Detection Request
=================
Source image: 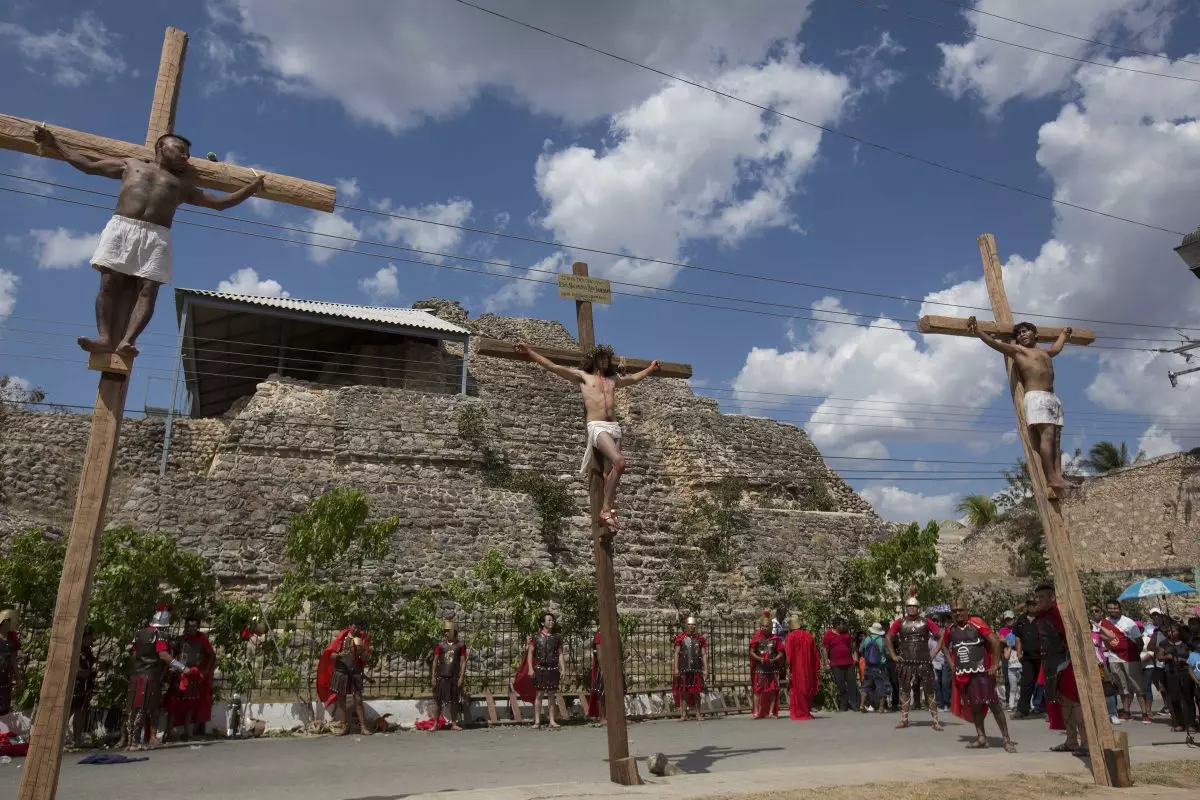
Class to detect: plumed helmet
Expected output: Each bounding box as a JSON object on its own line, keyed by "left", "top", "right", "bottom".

{"left": 904, "top": 596, "right": 920, "bottom": 608}
{"left": 150, "top": 603, "right": 171, "bottom": 628}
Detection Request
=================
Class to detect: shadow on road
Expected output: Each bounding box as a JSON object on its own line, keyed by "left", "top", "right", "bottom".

{"left": 666, "top": 744, "right": 787, "bottom": 773}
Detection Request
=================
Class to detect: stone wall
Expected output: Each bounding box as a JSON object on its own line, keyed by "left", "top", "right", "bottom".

{"left": 1, "top": 299, "right": 891, "bottom": 610}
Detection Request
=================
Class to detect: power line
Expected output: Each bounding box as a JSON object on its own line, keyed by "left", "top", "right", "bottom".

{"left": 930, "top": 0, "right": 1200, "bottom": 68}
{"left": 446, "top": 0, "right": 1188, "bottom": 238}
{"left": 3, "top": 170, "right": 1196, "bottom": 338}
{"left": 850, "top": 0, "right": 1200, "bottom": 83}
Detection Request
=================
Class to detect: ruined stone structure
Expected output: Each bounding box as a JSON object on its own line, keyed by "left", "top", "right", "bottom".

{"left": 1, "top": 300, "right": 893, "bottom": 610}
{"left": 943, "top": 452, "right": 1200, "bottom": 587}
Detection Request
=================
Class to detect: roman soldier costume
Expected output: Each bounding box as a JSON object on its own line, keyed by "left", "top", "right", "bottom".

{"left": 945, "top": 617, "right": 999, "bottom": 719}
{"left": 0, "top": 610, "right": 19, "bottom": 717}
{"left": 749, "top": 612, "right": 783, "bottom": 719}
{"left": 317, "top": 624, "right": 372, "bottom": 735}
{"left": 165, "top": 623, "right": 216, "bottom": 733}
{"left": 673, "top": 622, "right": 707, "bottom": 709}
{"left": 433, "top": 637, "right": 467, "bottom": 707}
{"left": 887, "top": 597, "right": 942, "bottom": 729}
{"left": 124, "top": 605, "right": 184, "bottom": 749}
{"left": 530, "top": 630, "right": 562, "bottom": 692}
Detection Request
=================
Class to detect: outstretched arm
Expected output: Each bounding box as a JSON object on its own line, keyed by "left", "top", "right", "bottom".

{"left": 615, "top": 360, "right": 661, "bottom": 388}
{"left": 187, "top": 174, "right": 265, "bottom": 210}
{"left": 514, "top": 342, "right": 583, "bottom": 383}
{"left": 33, "top": 126, "right": 125, "bottom": 179}
{"left": 967, "top": 316, "right": 1019, "bottom": 357}
{"left": 1047, "top": 326, "right": 1072, "bottom": 357}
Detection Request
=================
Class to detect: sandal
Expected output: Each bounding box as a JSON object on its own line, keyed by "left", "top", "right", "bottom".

{"left": 895, "top": 720, "right": 909, "bottom": 729}
{"left": 1003, "top": 740, "right": 1018, "bottom": 754}
{"left": 966, "top": 738, "right": 989, "bottom": 749}
{"left": 1050, "top": 743, "right": 1074, "bottom": 752}
{"left": 932, "top": 721, "right": 944, "bottom": 732}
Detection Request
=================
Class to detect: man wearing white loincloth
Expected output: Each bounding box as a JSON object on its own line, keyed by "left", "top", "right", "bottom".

{"left": 513, "top": 342, "right": 660, "bottom": 532}
{"left": 34, "top": 127, "right": 264, "bottom": 358}
{"left": 967, "top": 317, "right": 1072, "bottom": 498}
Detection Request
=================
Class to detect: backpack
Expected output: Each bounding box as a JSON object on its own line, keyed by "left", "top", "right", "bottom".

{"left": 862, "top": 635, "right": 885, "bottom": 666}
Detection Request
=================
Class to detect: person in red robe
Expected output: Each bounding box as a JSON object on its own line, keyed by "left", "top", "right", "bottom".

{"left": 0, "top": 609, "right": 23, "bottom": 736}
{"left": 939, "top": 599, "right": 1017, "bottom": 752}
{"left": 783, "top": 615, "right": 819, "bottom": 720}
{"left": 164, "top": 615, "right": 216, "bottom": 741}
{"left": 749, "top": 610, "right": 784, "bottom": 719}
{"left": 316, "top": 618, "right": 372, "bottom": 735}
{"left": 587, "top": 630, "right": 605, "bottom": 722}
{"left": 1033, "top": 584, "right": 1087, "bottom": 754}
{"left": 673, "top": 617, "right": 708, "bottom": 721}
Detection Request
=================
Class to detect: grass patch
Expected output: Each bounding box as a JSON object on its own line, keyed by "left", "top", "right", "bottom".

{"left": 1133, "top": 759, "right": 1200, "bottom": 789}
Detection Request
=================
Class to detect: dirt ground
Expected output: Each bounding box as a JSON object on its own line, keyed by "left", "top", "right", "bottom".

{"left": 705, "top": 760, "right": 1200, "bottom": 800}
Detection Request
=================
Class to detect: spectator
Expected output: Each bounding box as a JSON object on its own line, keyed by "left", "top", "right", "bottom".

{"left": 1004, "top": 628, "right": 1023, "bottom": 712}
{"left": 771, "top": 605, "right": 788, "bottom": 638}
{"left": 1099, "top": 599, "right": 1150, "bottom": 724}
{"left": 1090, "top": 605, "right": 1120, "bottom": 722}
{"left": 932, "top": 620, "right": 951, "bottom": 712}
{"left": 823, "top": 619, "right": 858, "bottom": 712}
{"left": 1142, "top": 608, "right": 1167, "bottom": 717}
{"left": 999, "top": 610, "right": 1015, "bottom": 642}
{"left": 859, "top": 622, "right": 890, "bottom": 713}
{"left": 1156, "top": 622, "right": 1195, "bottom": 733}
{"left": 1187, "top": 637, "right": 1200, "bottom": 724}
{"left": 1012, "top": 597, "right": 1042, "bottom": 718}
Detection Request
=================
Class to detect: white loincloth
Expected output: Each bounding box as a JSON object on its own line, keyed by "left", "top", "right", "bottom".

{"left": 580, "top": 420, "right": 622, "bottom": 474}
{"left": 1023, "top": 390, "right": 1064, "bottom": 427}
{"left": 91, "top": 215, "right": 173, "bottom": 284}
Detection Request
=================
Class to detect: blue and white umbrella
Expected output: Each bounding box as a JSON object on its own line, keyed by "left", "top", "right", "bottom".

{"left": 1118, "top": 577, "right": 1197, "bottom": 601}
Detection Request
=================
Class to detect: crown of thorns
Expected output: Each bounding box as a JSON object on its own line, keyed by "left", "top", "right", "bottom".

{"left": 584, "top": 344, "right": 615, "bottom": 361}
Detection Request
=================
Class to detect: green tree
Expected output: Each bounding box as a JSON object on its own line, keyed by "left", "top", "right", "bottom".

{"left": 0, "top": 374, "right": 46, "bottom": 411}
{"left": 996, "top": 459, "right": 1033, "bottom": 512}
{"left": 858, "top": 520, "right": 942, "bottom": 608}
{"left": 1080, "top": 441, "right": 1143, "bottom": 474}
{"left": 956, "top": 494, "right": 999, "bottom": 528}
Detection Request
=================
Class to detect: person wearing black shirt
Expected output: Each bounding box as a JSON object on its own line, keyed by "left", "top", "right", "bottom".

{"left": 1012, "top": 600, "right": 1042, "bottom": 718}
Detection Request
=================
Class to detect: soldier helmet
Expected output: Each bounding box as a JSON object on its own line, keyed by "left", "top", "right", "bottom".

{"left": 685, "top": 615, "right": 697, "bottom": 626}
{"left": 150, "top": 604, "right": 171, "bottom": 628}
{"left": 904, "top": 596, "right": 920, "bottom": 608}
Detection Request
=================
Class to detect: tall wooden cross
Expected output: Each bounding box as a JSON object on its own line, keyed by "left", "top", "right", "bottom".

{"left": 6, "top": 29, "right": 335, "bottom": 800}
{"left": 918, "top": 234, "right": 1129, "bottom": 788}
{"left": 478, "top": 262, "right": 691, "bottom": 786}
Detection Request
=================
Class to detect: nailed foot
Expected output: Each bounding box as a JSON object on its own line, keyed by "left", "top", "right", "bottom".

{"left": 114, "top": 341, "right": 140, "bottom": 358}
{"left": 599, "top": 509, "right": 622, "bottom": 532}
{"left": 78, "top": 336, "right": 113, "bottom": 354}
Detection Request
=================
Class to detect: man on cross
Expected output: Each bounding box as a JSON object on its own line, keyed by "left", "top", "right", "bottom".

{"left": 33, "top": 127, "right": 264, "bottom": 358}
{"left": 514, "top": 342, "right": 660, "bottom": 532}
{"left": 966, "top": 316, "right": 1072, "bottom": 497}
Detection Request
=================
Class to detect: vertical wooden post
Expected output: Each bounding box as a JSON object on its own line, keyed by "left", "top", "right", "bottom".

{"left": 18, "top": 354, "right": 134, "bottom": 800}
{"left": 977, "top": 234, "right": 1122, "bottom": 787}
{"left": 145, "top": 27, "right": 188, "bottom": 147}
{"left": 574, "top": 262, "right": 639, "bottom": 786}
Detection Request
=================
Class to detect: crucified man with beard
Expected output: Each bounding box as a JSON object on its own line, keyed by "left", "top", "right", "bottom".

{"left": 514, "top": 342, "right": 660, "bottom": 532}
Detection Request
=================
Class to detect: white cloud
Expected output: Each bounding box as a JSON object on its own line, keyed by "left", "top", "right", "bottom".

{"left": 0, "top": 268, "right": 17, "bottom": 323}
{"left": 305, "top": 212, "right": 362, "bottom": 263}
{"left": 206, "top": 0, "right": 814, "bottom": 130}
{"left": 29, "top": 228, "right": 99, "bottom": 269}
{"left": 216, "top": 267, "right": 289, "bottom": 297}
{"left": 936, "top": 0, "right": 1175, "bottom": 113}
{"left": 366, "top": 198, "right": 473, "bottom": 262}
{"left": 335, "top": 178, "right": 361, "bottom": 200}
{"left": 0, "top": 13, "right": 126, "bottom": 87}
{"left": 535, "top": 47, "right": 852, "bottom": 287}
{"left": 1137, "top": 425, "right": 1182, "bottom": 460}
{"left": 483, "top": 251, "right": 565, "bottom": 313}
{"left": 859, "top": 484, "right": 959, "bottom": 524}
{"left": 358, "top": 264, "right": 400, "bottom": 302}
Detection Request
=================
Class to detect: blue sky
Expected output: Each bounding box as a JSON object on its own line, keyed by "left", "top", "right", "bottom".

{"left": 2, "top": 0, "right": 1199, "bottom": 522}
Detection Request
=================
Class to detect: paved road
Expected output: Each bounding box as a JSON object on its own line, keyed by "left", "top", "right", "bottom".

{"left": 0, "top": 711, "right": 1189, "bottom": 799}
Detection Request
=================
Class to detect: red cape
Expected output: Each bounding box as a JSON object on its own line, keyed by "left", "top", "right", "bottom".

{"left": 942, "top": 618, "right": 994, "bottom": 722}
{"left": 511, "top": 664, "right": 535, "bottom": 704}
{"left": 166, "top": 632, "right": 216, "bottom": 726}
{"left": 587, "top": 631, "right": 602, "bottom": 719}
{"left": 783, "top": 629, "right": 819, "bottom": 720}
{"left": 316, "top": 628, "right": 370, "bottom": 707}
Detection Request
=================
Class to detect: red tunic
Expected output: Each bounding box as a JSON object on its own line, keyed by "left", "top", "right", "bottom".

{"left": 783, "top": 629, "right": 819, "bottom": 721}
{"left": 165, "top": 631, "right": 216, "bottom": 726}
{"left": 672, "top": 632, "right": 708, "bottom": 708}
{"left": 749, "top": 630, "right": 783, "bottom": 718}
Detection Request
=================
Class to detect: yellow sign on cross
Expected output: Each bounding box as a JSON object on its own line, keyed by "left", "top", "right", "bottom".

{"left": 557, "top": 272, "right": 612, "bottom": 304}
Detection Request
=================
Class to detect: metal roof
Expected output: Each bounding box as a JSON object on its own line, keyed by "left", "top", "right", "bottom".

{"left": 175, "top": 289, "right": 471, "bottom": 337}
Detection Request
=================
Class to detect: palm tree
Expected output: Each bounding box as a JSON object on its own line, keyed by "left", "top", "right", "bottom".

{"left": 1080, "top": 441, "right": 1144, "bottom": 474}
{"left": 955, "top": 494, "right": 999, "bottom": 528}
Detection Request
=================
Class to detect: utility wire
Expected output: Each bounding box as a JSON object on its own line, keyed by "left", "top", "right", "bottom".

{"left": 850, "top": 0, "right": 1200, "bottom": 83}
{"left": 930, "top": 0, "right": 1200, "bottom": 68}
{"left": 446, "top": 0, "right": 1188, "bottom": 238}
{"left": 3, "top": 170, "right": 1196, "bottom": 337}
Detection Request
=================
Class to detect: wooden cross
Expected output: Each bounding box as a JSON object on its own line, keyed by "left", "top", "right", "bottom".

{"left": 918, "top": 234, "right": 1128, "bottom": 788}
{"left": 10, "top": 29, "right": 334, "bottom": 800}
{"left": 477, "top": 262, "right": 691, "bottom": 785}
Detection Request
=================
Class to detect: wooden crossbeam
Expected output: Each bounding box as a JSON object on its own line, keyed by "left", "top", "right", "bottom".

{"left": 0, "top": 114, "right": 335, "bottom": 212}
{"left": 917, "top": 315, "right": 1094, "bottom": 346}
{"left": 475, "top": 337, "right": 692, "bottom": 379}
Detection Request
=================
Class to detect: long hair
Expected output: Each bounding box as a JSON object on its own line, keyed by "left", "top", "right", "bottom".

{"left": 580, "top": 344, "right": 617, "bottom": 376}
{"left": 1012, "top": 321, "right": 1037, "bottom": 339}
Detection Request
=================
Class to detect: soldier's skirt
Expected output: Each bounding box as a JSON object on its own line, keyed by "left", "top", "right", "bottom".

{"left": 534, "top": 665, "right": 561, "bottom": 692}
{"left": 434, "top": 675, "right": 460, "bottom": 705}
{"left": 330, "top": 667, "right": 364, "bottom": 698}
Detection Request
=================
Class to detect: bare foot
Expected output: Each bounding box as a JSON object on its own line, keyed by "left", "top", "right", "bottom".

{"left": 530, "top": 723, "right": 541, "bottom": 730}
{"left": 599, "top": 509, "right": 622, "bottom": 532}
{"left": 548, "top": 722, "right": 560, "bottom": 730}
{"left": 1003, "top": 740, "right": 1017, "bottom": 753}
{"left": 932, "top": 721, "right": 944, "bottom": 732}
{"left": 895, "top": 720, "right": 909, "bottom": 729}
{"left": 114, "top": 341, "right": 139, "bottom": 358}
{"left": 359, "top": 728, "right": 373, "bottom": 736}
{"left": 451, "top": 724, "right": 463, "bottom": 731}
{"left": 78, "top": 336, "right": 113, "bottom": 354}
{"left": 966, "top": 737, "right": 988, "bottom": 749}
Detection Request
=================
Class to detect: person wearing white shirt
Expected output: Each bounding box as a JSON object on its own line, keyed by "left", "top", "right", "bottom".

{"left": 1099, "top": 599, "right": 1150, "bottom": 724}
